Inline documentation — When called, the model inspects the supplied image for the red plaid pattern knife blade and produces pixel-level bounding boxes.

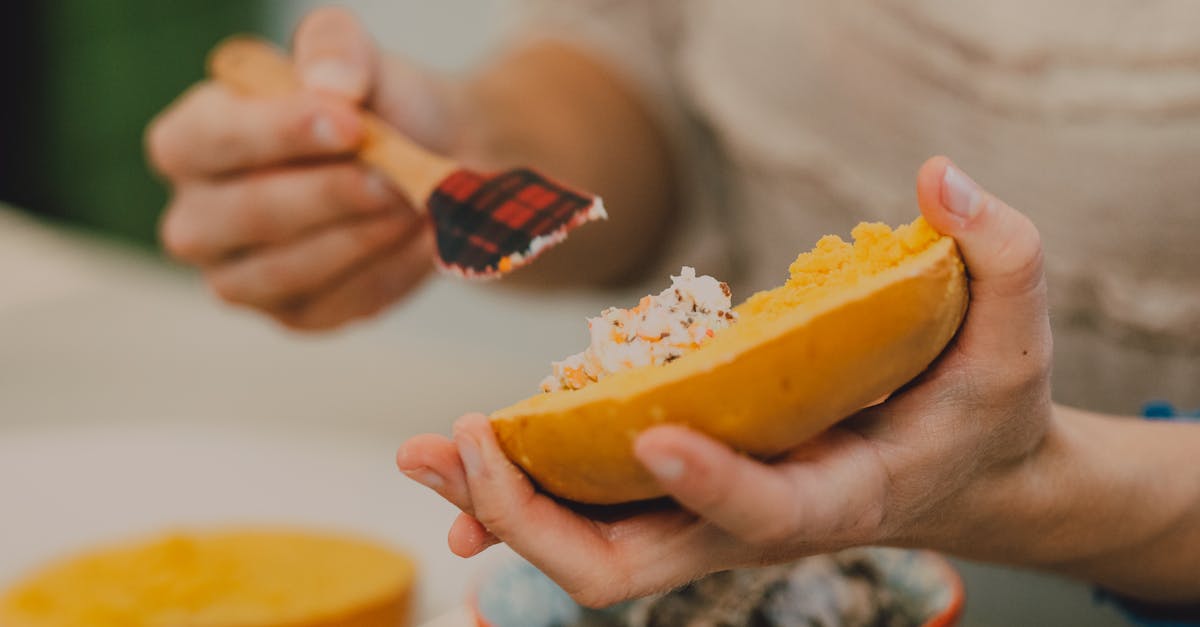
[208,37,606,279]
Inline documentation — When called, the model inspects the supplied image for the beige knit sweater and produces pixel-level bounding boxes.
[518,0,1200,414]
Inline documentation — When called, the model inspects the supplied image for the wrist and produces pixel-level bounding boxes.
[931,404,1200,602]
[927,405,1120,565]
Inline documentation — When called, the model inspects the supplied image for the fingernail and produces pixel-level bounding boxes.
[457,433,483,477]
[303,60,364,98]
[942,164,982,220]
[641,451,686,482]
[404,468,444,490]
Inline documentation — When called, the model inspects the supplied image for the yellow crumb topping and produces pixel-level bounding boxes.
[739,217,942,317]
[0,530,414,627]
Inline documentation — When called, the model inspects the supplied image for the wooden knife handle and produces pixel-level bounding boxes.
[207,36,457,206]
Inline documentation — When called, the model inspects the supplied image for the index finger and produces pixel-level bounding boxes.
[146,82,363,178]
[452,413,722,607]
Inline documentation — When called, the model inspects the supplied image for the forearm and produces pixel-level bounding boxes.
[381,41,678,286]
[952,405,1200,602]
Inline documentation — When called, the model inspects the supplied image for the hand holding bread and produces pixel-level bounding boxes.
[398,156,1057,607]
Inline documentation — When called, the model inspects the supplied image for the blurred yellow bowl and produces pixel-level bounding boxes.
[0,527,416,627]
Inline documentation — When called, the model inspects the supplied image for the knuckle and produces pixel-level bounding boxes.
[258,257,310,297]
[472,508,511,539]
[980,330,1052,393]
[232,183,285,243]
[145,112,184,176]
[330,166,390,214]
[740,517,797,547]
[147,83,237,176]
[145,83,215,176]
[687,462,739,514]
[158,205,200,261]
[209,257,306,308]
[205,273,243,305]
[995,357,1051,400]
[351,218,401,250]
[208,122,255,165]
[1017,212,1044,252]
[279,101,322,150]
[209,96,317,168]
[995,236,1043,289]
[471,491,539,542]
[985,207,1046,295]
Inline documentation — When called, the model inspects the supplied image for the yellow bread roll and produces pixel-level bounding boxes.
[492,217,968,504]
[0,528,416,627]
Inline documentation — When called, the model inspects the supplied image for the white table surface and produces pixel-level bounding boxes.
[0,207,1130,626]
[0,207,610,624]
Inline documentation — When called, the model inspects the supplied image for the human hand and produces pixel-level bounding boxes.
[147,8,456,329]
[397,155,1055,606]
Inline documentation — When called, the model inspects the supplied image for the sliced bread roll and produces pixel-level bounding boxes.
[492,217,968,504]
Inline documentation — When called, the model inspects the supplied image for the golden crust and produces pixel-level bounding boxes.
[491,226,968,504]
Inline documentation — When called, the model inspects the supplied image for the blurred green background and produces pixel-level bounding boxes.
[0,1,265,248]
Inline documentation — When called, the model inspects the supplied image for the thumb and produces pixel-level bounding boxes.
[916,156,1050,359]
[917,156,1045,301]
[293,7,378,102]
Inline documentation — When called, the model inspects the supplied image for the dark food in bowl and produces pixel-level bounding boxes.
[587,550,924,626]
[473,547,960,627]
